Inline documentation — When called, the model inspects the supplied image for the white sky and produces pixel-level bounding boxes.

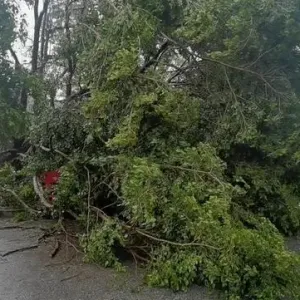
[14,1,35,65]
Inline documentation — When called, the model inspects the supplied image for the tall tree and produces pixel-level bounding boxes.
[0,0,26,150]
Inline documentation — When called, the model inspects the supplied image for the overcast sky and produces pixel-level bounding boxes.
[14,1,35,65]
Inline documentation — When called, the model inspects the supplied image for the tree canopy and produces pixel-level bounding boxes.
[0,0,26,148]
[1,0,300,299]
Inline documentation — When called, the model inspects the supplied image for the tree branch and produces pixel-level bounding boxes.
[8,47,22,70]
[160,32,282,94]
[140,41,169,73]
[33,176,53,208]
[32,0,50,73]
[201,57,282,94]
[134,228,219,250]
[0,188,39,215]
[89,207,218,250]
[34,0,39,21]
[163,164,225,186]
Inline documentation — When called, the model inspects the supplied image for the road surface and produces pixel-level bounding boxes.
[0,219,219,300]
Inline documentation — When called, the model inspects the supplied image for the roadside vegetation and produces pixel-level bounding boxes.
[1,0,300,298]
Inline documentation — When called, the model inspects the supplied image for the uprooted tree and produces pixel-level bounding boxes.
[1,0,300,299]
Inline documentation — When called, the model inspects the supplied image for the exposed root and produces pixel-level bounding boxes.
[60,273,81,282]
[50,239,61,258]
[0,225,28,230]
[0,225,47,231]
[127,249,150,264]
[38,228,57,242]
[44,254,75,267]
[1,245,39,257]
[62,239,83,254]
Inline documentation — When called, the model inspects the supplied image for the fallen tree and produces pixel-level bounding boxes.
[1,0,300,299]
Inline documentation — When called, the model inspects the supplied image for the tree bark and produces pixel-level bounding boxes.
[31,0,50,74]
[39,8,48,75]
[65,0,74,98]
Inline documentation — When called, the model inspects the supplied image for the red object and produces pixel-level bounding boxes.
[40,170,60,202]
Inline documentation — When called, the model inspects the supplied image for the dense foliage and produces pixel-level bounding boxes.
[1,0,300,299]
[0,0,27,148]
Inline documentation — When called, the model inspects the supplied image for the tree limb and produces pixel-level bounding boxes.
[135,228,219,250]
[32,0,50,73]
[33,175,53,208]
[0,188,39,215]
[140,41,169,73]
[160,32,281,94]
[8,47,22,70]
[34,0,39,21]
[89,207,218,250]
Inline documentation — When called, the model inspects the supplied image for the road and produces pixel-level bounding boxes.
[0,219,219,300]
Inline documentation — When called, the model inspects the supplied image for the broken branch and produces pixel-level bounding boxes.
[0,188,39,215]
[1,245,39,257]
[33,175,53,208]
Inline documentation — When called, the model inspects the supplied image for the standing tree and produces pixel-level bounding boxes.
[0,0,27,152]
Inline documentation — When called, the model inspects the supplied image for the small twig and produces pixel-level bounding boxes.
[160,32,282,95]
[100,182,123,201]
[0,225,45,231]
[62,266,71,274]
[128,249,150,264]
[202,57,281,94]
[162,164,224,186]
[58,222,78,238]
[60,273,81,282]
[60,240,83,254]
[0,226,27,230]
[78,22,100,39]
[39,145,51,152]
[140,41,169,73]
[101,201,118,210]
[128,249,138,274]
[45,255,75,267]
[1,245,39,257]
[85,167,91,235]
[39,145,72,162]
[90,206,108,221]
[51,239,61,258]
[65,210,79,220]
[246,46,278,68]
[38,228,57,242]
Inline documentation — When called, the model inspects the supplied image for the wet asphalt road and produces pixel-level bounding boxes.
[0,219,219,300]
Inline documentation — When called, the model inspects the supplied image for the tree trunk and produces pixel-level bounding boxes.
[31,0,50,74]
[65,0,74,98]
